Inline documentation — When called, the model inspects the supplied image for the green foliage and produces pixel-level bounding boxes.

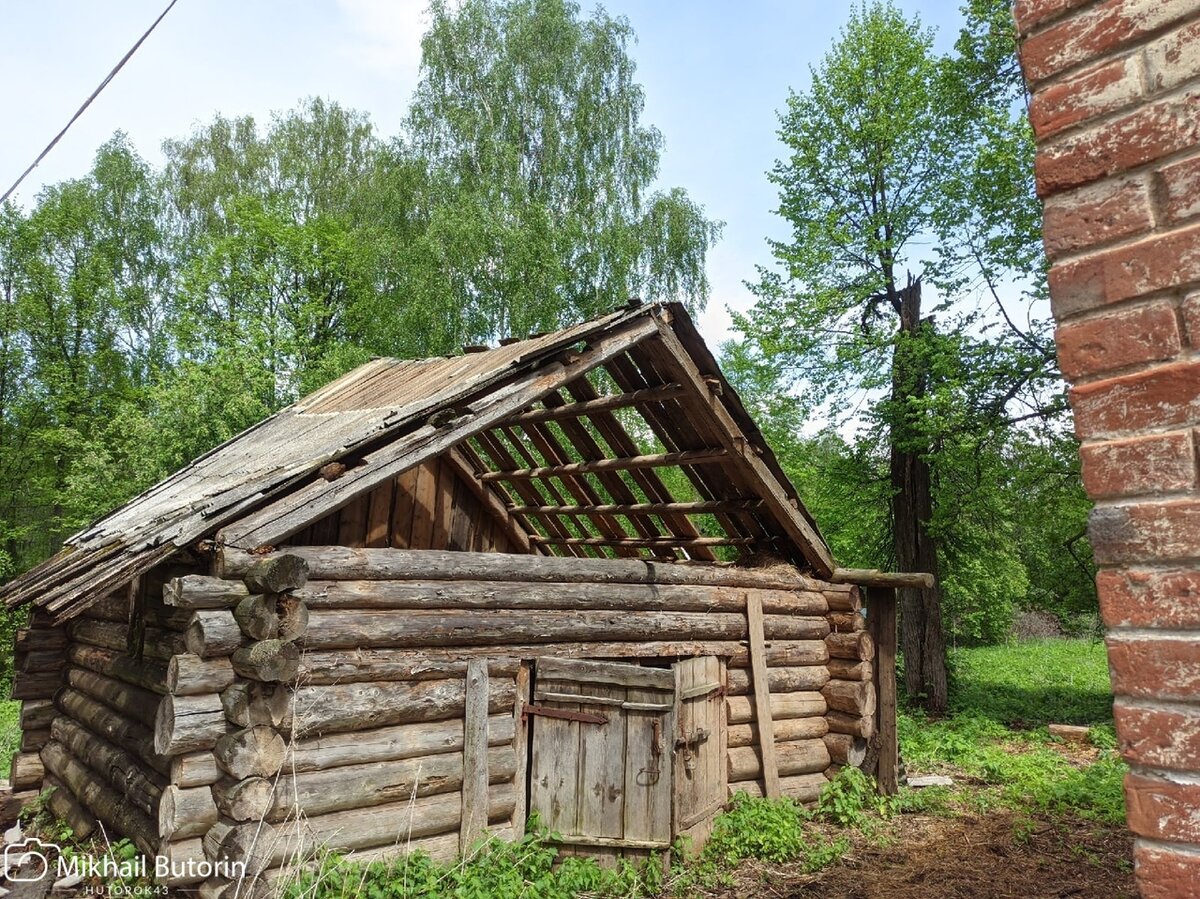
[817,767,896,828]
[0,700,19,777]
[704,792,808,864]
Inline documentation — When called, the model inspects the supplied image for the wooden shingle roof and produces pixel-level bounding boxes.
[2,303,834,621]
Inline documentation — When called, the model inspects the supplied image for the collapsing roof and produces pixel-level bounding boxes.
[1,302,834,622]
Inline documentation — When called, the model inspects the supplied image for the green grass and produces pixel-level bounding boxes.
[0,700,19,779]
[900,638,1126,826]
[947,638,1115,727]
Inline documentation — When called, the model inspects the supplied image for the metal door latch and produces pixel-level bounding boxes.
[676,727,710,774]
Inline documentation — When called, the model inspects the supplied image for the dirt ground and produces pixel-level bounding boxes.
[723,810,1136,899]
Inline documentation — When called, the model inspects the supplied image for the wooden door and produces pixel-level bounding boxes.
[528,657,675,862]
[672,656,727,850]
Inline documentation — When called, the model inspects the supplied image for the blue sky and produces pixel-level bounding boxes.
[0,0,972,346]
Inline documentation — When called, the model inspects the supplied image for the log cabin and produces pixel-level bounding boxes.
[1,301,910,893]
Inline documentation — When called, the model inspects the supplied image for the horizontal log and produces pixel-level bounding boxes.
[214,776,273,822]
[43,772,96,840]
[293,679,517,738]
[154,693,230,756]
[159,783,219,839]
[824,732,868,767]
[726,666,829,696]
[15,627,67,653]
[21,729,51,752]
[827,710,875,739]
[827,611,865,632]
[219,546,834,593]
[214,726,286,779]
[80,593,130,622]
[276,596,308,642]
[831,568,934,589]
[298,652,521,686]
[242,554,309,594]
[50,717,163,815]
[240,783,517,870]
[167,653,236,695]
[157,838,208,887]
[510,499,763,516]
[292,580,828,616]
[728,772,828,803]
[727,692,827,725]
[299,609,828,651]
[269,746,516,822]
[728,716,828,749]
[0,788,40,824]
[171,751,221,788]
[528,536,754,548]
[40,740,158,857]
[186,611,244,658]
[55,688,170,776]
[20,699,57,731]
[222,682,292,728]
[728,738,832,781]
[68,618,186,662]
[21,649,68,673]
[67,666,159,728]
[165,575,250,609]
[68,644,167,694]
[288,715,513,774]
[142,600,194,632]
[824,588,862,612]
[234,595,279,641]
[826,631,875,661]
[827,658,872,682]
[11,669,63,700]
[822,679,876,718]
[232,640,299,683]
[479,449,728,481]
[10,752,44,790]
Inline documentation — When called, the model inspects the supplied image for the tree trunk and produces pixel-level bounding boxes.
[889,277,948,714]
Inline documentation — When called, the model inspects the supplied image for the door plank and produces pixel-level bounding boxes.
[460,660,489,850]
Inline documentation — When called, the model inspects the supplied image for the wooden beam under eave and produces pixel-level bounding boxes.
[647,315,836,578]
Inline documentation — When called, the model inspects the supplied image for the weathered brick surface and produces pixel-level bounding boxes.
[1135,842,1200,899]
[1055,301,1180,379]
[1015,0,1097,36]
[1109,636,1200,698]
[1125,771,1200,843]
[1116,702,1200,771]
[1145,16,1200,91]
[1030,54,1144,139]
[1042,175,1155,257]
[1036,88,1200,195]
[1098,567,1200,627]
[1183,291,1200,345]
[1079,430,1195,498]
[1088,498,1200,564]
[1070,361,1200,437]
[1158,154,1200,226]
[1022,0,1200,84]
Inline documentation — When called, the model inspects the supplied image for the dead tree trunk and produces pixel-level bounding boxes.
[889,277,947,715]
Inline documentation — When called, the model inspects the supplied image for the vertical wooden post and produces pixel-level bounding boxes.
[510,661,531,836]
[461,659,490,850]
[867,587,898,795]
[745,594,781,799]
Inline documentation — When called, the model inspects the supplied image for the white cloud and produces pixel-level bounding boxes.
[336,0,428,80]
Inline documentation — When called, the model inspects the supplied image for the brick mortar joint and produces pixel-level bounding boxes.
[1044,195,1200,270]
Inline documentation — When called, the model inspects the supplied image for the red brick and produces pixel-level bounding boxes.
[1030,55,1144,139]
[1080,430,1195,498]
[1048,223,1200,318]
[1099,567,1200,628]
[1159,154,1200,226]
[1125,771,1200,842]
[1055,301,1180,379]
[1146,16,1200,91]
[1089,498,1200,564]
[1109,637,1200,699]
[1036,88,1200,195]
[1184,292,1200,346]
[1015,0,1096,36]
[1071,361,1200,437]
[1116,702,1200,771]
[1135,842,1200,899]
[1042,174,1155,258]
[1022,0,1200,84]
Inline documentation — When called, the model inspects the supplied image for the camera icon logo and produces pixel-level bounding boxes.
[3,837,53,881]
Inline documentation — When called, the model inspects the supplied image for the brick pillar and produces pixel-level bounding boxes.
[1015,2,1200,896]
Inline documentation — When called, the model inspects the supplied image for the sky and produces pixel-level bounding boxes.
[0,0,972,347]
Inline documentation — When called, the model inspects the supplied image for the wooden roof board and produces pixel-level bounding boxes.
[2,303,836,621]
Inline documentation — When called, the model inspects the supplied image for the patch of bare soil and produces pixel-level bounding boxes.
[723,811,1135,899]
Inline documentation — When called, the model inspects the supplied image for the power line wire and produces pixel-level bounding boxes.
[0,0,181,206]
